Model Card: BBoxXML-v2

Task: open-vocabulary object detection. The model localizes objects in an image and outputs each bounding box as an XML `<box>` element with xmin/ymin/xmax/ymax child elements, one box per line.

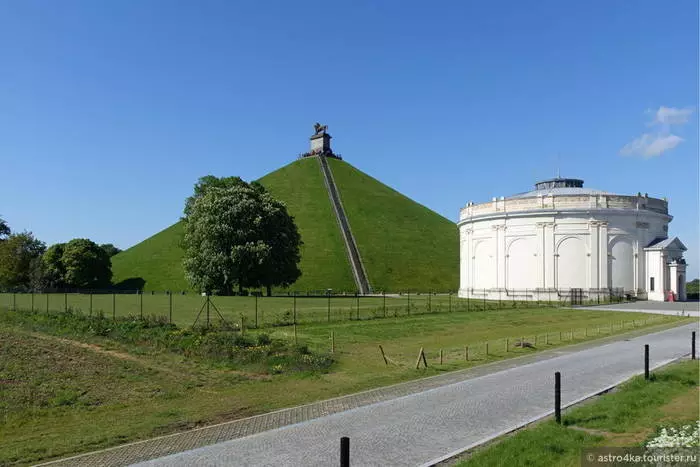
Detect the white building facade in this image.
<box><xmin>458</xmin><ymin>178</ymin><xmax>687</xmax><ymax>302</ymax></box>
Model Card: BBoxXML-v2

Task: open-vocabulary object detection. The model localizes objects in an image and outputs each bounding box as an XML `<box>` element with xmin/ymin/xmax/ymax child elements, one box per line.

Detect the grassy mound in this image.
<box><xmin>111</xmin><ymin>222</ymin><xmax>188</xmax><ymax>292</ymax></box>
<box><xmin>328</xmin><ymin>158</ymin><xmax>458</xmax><ymax>291</ymax></box>
<box><xmin>112</xmin><ymin>157</ymin><xmax>458</xmax><ymax>292</ymax></box>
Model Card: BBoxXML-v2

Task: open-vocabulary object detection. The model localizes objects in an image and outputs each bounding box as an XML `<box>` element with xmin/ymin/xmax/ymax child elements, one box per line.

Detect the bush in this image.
<box><xmin>256</xmin><ymin>333</ymin><xmax>272</xmax><ymax>346</ymax></box>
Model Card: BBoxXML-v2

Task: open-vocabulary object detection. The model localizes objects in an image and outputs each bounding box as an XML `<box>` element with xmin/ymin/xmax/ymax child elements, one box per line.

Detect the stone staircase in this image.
<box><xmin>317</xmin><ymin>154</ymin><xmax>371</xmax><ymax>294</ymax></box>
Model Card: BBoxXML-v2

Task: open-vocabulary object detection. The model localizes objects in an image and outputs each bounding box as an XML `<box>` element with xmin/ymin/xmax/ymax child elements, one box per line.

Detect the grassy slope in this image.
<box><xmin>110</xmin><ymin>222</ymin><xmax>189</xmax><ymax>292</ymax></box>
<box><xmin>328</xmin><ymin>158</ymin><xmax>458</xmax><ymax>291</ymax></box>
<box><xmin>111</xmin><ymin>158</ymin><xmax>355</xmax><ymax>292</ymax></box>
<box><xmin>257</xmin><ymin>158</ymin><xmax>355</xmax><ymax>292</ymax></box>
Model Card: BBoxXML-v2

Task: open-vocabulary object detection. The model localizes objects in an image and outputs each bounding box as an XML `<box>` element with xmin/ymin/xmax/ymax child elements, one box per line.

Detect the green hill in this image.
<box><xmin>112</xmin><ymin>157</ymin><xmax>458</xmax><ymax>292</ymax></box>
<box><xmin>328</xmin><ymin>158</ymin><xmax>458</xmax><ymax>291</ymax></box>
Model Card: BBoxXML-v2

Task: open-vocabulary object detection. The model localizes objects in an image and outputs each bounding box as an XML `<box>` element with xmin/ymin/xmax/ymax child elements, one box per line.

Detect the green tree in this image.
<box><xmin>182</xmin><ymin>177</ymin><xmax>302</xmax><ymax>295</ymax></box>
<box><xmin>60</xmin><ymin>239</ymin><xmax>113</xmax><ymax>289</ymax></box>
<box><xmin>100</xmin><ymin>243</ymin><xmax>122</xmax><ymax>257</ymax></box>
<box><xmin>0</xmin><ymin>216</ymin><xmax>10</xmax><ymax>240</ymax></box>
<box><xmin>0</xmin><ymin>232</ymin><xmax>46</xmax><ymax>290</ymax></box>
<box><xmin>42</xmin><ymin>243</ymin><xmax>67</xmax><ymax>288</ymax></box>
<box><xmin>252</xmin><ymin>183</ymin><xmax>302</xmax><ymax>296</ymax></box>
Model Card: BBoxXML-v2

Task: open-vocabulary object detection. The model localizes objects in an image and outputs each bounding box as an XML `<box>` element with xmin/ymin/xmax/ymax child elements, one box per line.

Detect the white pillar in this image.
<box><xmin>589</xmin><ymin>221</ymin><xmax>600</xmax><ymax>291</ymax></box>
<box><xmin>599</xmin><ymin>222</ymin><xmax>609</xmax><ymax>289</ymax></box>
<box><xmin>497</xmin><ymin>225</ymin><xmax>506</xmax><ymax>289</ymax></box>
<box><xmin>544</xmin><ymin>223</ymin><xmax>556</xmax><ymax>289</ymax></box>
<box><xmin>536</xmin><ymin>223</ymin><xmax>545</xmax><ymax>289</ymax></box>
<box><xmin>668</xmin><ymin>262</ymin><xmax>678</xmax><ymax>299</ymax></box>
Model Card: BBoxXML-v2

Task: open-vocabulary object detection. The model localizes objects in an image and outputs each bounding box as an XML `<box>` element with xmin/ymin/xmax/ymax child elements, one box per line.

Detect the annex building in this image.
<box><xmin>458</xmin><ymin>177</ymin><xmax>687</xmax><ymax>302</ymax></box>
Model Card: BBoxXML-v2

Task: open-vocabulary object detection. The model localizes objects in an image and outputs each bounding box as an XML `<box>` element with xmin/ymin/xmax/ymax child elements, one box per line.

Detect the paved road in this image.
<box><xmin>136</xmin><ymin>322</ymin><xmax>698</xmax><ymax>467</ymax></box>
<box><xmin>580</xmin><ymin>301</ymin><xmax>699</xmax><ymax>317</ymax></box>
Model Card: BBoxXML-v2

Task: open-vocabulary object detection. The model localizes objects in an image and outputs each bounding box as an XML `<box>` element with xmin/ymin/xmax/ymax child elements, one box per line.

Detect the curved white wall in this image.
<box><xmin>458</xmin><ymin>197</ymin><xmax>671</xmax><ymax>300</ymax></box>
<box><xmin>507</xmin><ymin>237</ymin><xmax>536</xmax><ymax>289</ymax></box>
<box><xmin>556</xmin><ymin>236</ymin><xmax>587</xmax><ymax>290</ymax></box>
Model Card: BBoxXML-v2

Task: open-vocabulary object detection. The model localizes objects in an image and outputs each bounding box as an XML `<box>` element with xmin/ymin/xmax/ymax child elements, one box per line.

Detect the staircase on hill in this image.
<box><xmin>317</xmin><ymin>154</ymin><xmax>372</xmax><ymax>294</ymax></box>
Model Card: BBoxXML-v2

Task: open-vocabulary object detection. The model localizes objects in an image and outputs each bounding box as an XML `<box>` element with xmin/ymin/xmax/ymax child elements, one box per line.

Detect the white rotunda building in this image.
<box><xmin>458</xmin><ymin>178</ymin><xmax>687</xmax><ymax>302</ymax></box>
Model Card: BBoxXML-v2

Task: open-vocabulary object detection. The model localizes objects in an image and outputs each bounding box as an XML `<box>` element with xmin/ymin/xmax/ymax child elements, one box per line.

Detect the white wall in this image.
<box><xmin>458</xmin><ymin>202</ymin><xmax>671</xmax><ymax>300</ymax></box>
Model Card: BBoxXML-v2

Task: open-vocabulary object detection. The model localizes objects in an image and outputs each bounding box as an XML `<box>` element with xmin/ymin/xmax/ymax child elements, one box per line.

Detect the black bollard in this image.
<box><xmin>340</xmin><ymin>437</ymin><xmax>350</xmax><ymax>467</ymax></box>
<box><xmin>644</xmin><ymin>344</ymin><xmax>650</xmax><ymax>380</ymax></box>
<box><xmin>693</xmin><ymin>331</ymin><xmax>696</xmax><ymax>360</ymax></box>
<box><xmin>555</xmin><ymin>371</ymin><xmax>561</xmax><ymax>424</ymax></box>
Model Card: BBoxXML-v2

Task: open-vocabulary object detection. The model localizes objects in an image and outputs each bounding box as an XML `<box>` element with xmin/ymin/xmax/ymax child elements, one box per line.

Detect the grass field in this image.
<box><xmin>0</xmin><ymin>303</ymin><xmax>692</xmax><ymax>465</ymax></box>
<box><xmin>111</xmin><ymin>157</ymin><xmax>459</xmax><ymax>293</ymax></box>
<box><xmin>456</xmin><ymin>359</ymin><xmax>699</xmax><ymax>466</ymax></box>
<box><xmin>0</xmin><ymin>291</ymin><xmax>596</xmax><ymax>328</ymax></box>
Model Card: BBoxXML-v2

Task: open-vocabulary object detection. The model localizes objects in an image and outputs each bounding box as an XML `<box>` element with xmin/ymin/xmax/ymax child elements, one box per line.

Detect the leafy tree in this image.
<box><xmin>0</xmin><ymin>232</ymin><xmax>46</xmax><ymax>290</ymax></box>
<box><xmin>184</xmin><ymin>175</ymin><xmax>247</xmax><ymax>218</ymax></box>
<box><xmin>687</xmin><ymin>278</ymin><xmax>699</xmax><ymax>294</ymax></box>
<box><xmin>252</xmin><ymin>184</ymin><xmax>302</xmax><ymax>296</ymax></box>
<box><xmin>100</xmin><ymin>243</ymin><xmax>122</xmax><ymax>257</ymax></box>
<box><xmin>0</xmin><ymin>217</ymin><xmax>9</xmax><ymax>240</ymax></box>
<box><xmin>60</xmin><ymin>239</ymin><xmax>113</xmax><ymax>289</ymax></box>
<box><xmin>182</xmin><ymin>177</ymin><xmax>302</xmax><ymax>295</ymax></box>
<box><xmin>42</xmin><ymin>243</ymin><xmax>67</xmax><ymax>288</ymax></box>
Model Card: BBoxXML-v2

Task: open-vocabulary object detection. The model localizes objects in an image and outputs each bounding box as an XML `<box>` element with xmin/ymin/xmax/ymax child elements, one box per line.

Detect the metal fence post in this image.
<box><xmin>555</xmin><ymin>371</ymin><xmax>561</xmax><ymax>424</ymax></box>
<box><xmin>383</xmin><ymin>290</ymin><xmax>386</xmax><ymax>318</ymax></box>
<box><xmin>692</xmin><ymin>331</ymin><xmax>696</xmax><ymax>360</ymax></box>
<box><xmin>169</xmin><ymin>292</ymin><xmax>173</xmax><ymax>325</ymax></box>
<box><xmin>293</xmin><ymin>291</ymin><xmax>297</xmax><ymax>325</ymax></box>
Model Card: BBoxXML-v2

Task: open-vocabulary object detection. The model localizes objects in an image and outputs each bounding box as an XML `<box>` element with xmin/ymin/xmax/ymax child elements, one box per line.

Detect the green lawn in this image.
<box><xmin>0</xmin><ymin>304</ymin><xmax>692</xmax><ymax>465</ymax></box>
<box><xmin>0</xmin><ymin>291</ymin><xmax>620</xmax><ymax>328</ymax></box>
<box><xmin>456</xmin><ymin>360</ymin><xmax>700</xmax><ymax>467</ymax></box>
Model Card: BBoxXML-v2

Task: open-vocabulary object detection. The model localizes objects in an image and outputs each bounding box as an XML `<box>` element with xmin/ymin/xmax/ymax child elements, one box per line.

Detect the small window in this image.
<box><xmin>650</xmin><ymin>277</ymin><xmax>655</xmax><ymax>291</ymax></box>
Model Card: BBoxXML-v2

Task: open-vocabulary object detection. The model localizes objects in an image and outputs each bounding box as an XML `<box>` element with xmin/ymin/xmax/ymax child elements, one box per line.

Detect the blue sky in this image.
<box><xmin>1</xmin><ymin>0</ymin><xmax>698</xmax><ymax>278</ymax></box>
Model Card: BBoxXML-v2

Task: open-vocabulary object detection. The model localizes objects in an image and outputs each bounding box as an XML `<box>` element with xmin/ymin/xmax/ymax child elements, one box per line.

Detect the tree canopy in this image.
<box><xmin>100</xmin><ymin>243</ymin><xmax>122</xmax><ymax>258</ymax></box>
<box><xmin>43</xmin><ymin>239</ymin><xmax>113</xmax><ymax>289</ymax></box>
<box><xmin>0</xmin><ymin>232</ymin><xmax>46</xmax><ymax>290</ymax></box>
<box><xmin>182</xmin><ymin>176</ymin><xmax>302</xmax><ymax>295</ymax></box>
<box><xmin>0</xmin><ymin>217</ymin><xmax>9</xmax><ymax>240</ymax></box>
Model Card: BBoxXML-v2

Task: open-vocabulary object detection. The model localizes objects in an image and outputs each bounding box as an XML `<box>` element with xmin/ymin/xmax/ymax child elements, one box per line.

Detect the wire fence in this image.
<box><xmin>0</xmin><ymin>287</ymin><xmax>636</xmax><ymax>329</ymax></box>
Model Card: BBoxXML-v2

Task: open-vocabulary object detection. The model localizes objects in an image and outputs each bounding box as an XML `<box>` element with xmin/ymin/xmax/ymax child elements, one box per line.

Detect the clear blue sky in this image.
<box><xmin>1</xmin><ymin>1</ymin><xmax>698</xmax><ymax>279</ymax></box>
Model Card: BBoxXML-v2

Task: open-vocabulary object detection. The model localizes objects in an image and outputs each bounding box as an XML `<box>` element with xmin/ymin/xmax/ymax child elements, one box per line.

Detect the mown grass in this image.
<box><xmin>0</xmin><ymin>306</ymin><xmax>692</xmax><ymax>465</ymax></box>
<box><xmin>111</xmin><ymin>157</ymin><xmax>460</xmax><ymax>293</ymax></box>
<box><xmin>327</xmin><ymin>158</ymin><xmax>458</xmax><ymax>292</ymax></box>
<box><xmin>0</xmin><ymin>291</ymin><xmax>572</xmax><ymax>328</ymax></box>
<box><xmin>457</xmin><ymin>360</ymin><xmax>700</xmax><ymax>467</ymax></box>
